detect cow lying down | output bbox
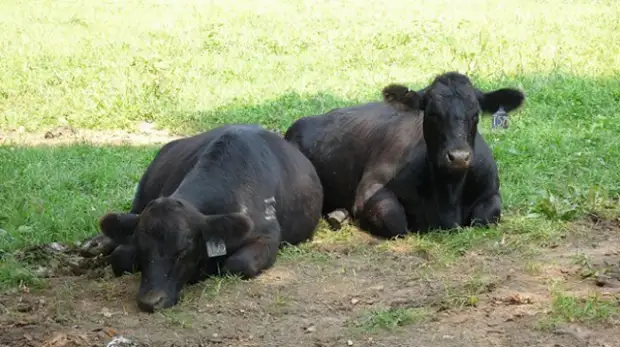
[84,124,324,312]
[284,72,525,238]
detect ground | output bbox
[1,209,619,347]
[2,0,620,346]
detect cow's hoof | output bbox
[326,209,349,231]
[79,234,116,258]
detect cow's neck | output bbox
[428,163,467,201]
[171,176,236,215]
[426,156,468,229]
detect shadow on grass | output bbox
[1,72,619,288]
[163,71,620,136]
[166,91,365,135]
[171,71,620,215]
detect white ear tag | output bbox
[206,238,227,258]
[491,106,509,129]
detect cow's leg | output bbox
[222,236,280,279]
[80,234,118,258]
[356,187,409,238]
[466,194,501,227]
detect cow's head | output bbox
[99,196,253,312]
[382,72,525,174]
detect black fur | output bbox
[97,124,324,312]
[284,71,525,238]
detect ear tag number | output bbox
[491,107,509,129]
[206,238,227,258]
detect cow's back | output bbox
[154,125,323,246]
[129,125,248,213]
[178,126,323,245]
[285,102,424,214]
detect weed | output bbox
[375,235,447,263]
[439,274,497,310]
[0,256,45,290]
[529,186,619,222]
[267,293,291,313]
[355,307,432,333]
[539,291,620,329]
[159,308,194,329]
[278,242,331,262]
[199,274,243,300]
[524,261,543,276]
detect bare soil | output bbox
[1,218,619,347]
[0,125,182,147]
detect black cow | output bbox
[284,72,525,238]
[84,124,323,312]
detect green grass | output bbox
[1,0,620,288]
[198,274,244,300]
[0,145,155,248]
[0,256,45,290]
[538,291,620,330]
[353,307,433,333]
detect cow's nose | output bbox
[446,150,471,169]
[138,291,167,312]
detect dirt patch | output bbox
[10,242,109,279]
[0,125,182,147]
[1,218,620,347]
[0,125,286,147]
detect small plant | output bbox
[529,185,618,222]
[524,261,543,276]
[530,190,580,221]
[539,290,620,329]
[439,274,496,310]
[272,294,289,308]
[0,256,45,290]
[569,252,600,279]
[159,308,194,329]
[277,243,331,262]
[356,307,431,332]
[199,274,242,299]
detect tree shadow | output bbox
[167,91,365,135]
[1,72,619,254]
[170,71,620,216]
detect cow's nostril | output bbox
[152,293,164,305]
[138,291,167,312]
[446,150,471,167]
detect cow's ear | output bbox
[477,88,525,114]
[99,212,139,243]
[202,212,254,247]
[382,84,423,110]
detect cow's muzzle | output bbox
[445,149,472,170]
[138,290,170,312]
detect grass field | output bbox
[1,0,620,346]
